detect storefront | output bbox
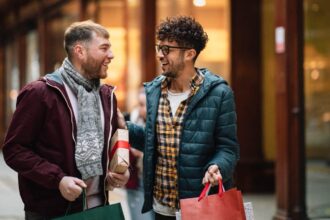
[0,0,232,128]
[0,0,329,219]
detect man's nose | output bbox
[108,50,114,59]
[156,50,164,58]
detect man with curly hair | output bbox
[119,16,239,220]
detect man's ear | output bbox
[73,44,86,60]
[185,49,197,61]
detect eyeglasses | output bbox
[155,44,192,56]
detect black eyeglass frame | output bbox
[155,44,192,55]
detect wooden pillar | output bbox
[18,34,26,87]
[231,0,275,192]
[274,0,306,219]
[0,44,5,143]
[141,0,156,82]
[78,0,88,21]
[37,2,46,76]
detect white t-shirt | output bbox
[167,89,191,116]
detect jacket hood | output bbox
[44,69,115,91]
[198,68,228,91]
[44,69,64,85]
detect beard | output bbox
[82,56,105,80]
[161,52,185,79]
[162,71,177,78]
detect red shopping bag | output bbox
[180,179,246,220]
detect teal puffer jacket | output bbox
[128,68,239,213]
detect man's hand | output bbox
[117,108,127,129]
[131,147,143,158]
[107,169,130,189]
[202,164,222,186]
[59,176,87,201]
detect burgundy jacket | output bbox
[2,71,118,217]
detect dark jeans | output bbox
[127,188,154,220]
[25,204,102,220]
[25,211,51,220]
[155,212,176,220]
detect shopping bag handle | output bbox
[198,178,224,201]
[64,188,88,215]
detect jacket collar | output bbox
[44,69,64,85]
[144,68,227,97]
[187,68,227,116]
[43,69,115,95]
[143,68,228,125]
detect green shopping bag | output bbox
[53,203,125,220]
[53,189,125,220]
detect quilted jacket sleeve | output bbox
[206,85,239,183]
[127,121,145,152]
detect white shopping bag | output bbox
[244,202,255,220]
[175,210,181,220]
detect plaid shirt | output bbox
[154,71,204,208]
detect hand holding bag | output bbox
[53,189,125,220]
[180,179,246,220]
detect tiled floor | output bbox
[306,160,330,219]
[243,193,275,220]
[0,152,24,220]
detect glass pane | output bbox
[262,0,276,161]
[126,0,142,111]
[45,2,79,73]
[99,0,127,110]
[26,31,40,83]
[304,0,330,218]
[5,41,19,127]
[156,0,231,82]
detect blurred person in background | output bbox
[125,87,154,220]
[2,20,129,219]
[118,16,239,220]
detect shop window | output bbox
[26,31,40,83]
[304,0,330,218]
[126,0,142,111]
[262,0,276,161]
[156,0,231,82]
[5,41,19,127]
[98,0,128,110]
[304,0,330,160]
[45,1,79,73]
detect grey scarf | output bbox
[60,58,104,180]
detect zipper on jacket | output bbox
[176,79,222,205]
[46,81,76,144]
[103,86,116,204]
[48,78,116,205]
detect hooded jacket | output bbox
[2,70,118,217]
[128,68,240,213]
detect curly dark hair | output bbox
[156,16,208,60]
